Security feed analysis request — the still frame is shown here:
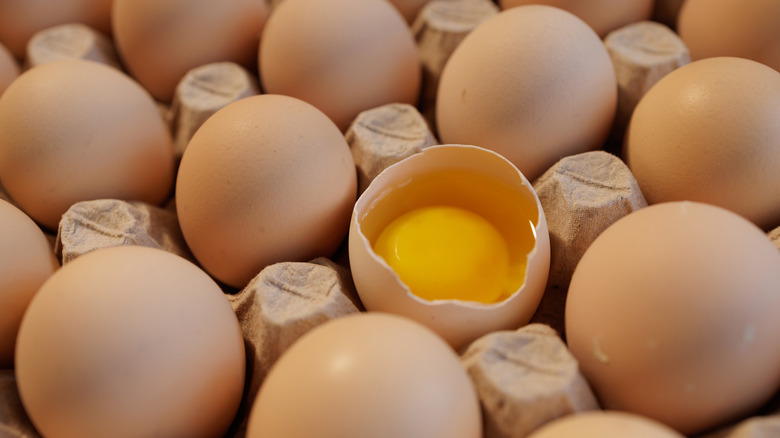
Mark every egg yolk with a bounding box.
[373,205,512,304]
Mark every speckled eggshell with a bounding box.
[0,199,58,368]
[499,0,654,37]
[565,202,780,435]
[527,411,684,438]
[176,94,357,289]
[0,0,112,58]
[15,245,245,438]
[259,0,421,131]
[0,59,174,231]
[624,57,780,230]
[678,0,780,71]
[246,313,482,438]
[113,0,268,102]
[0,42,19,97]
[436,5,617,183]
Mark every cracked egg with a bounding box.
[348,144,550,350]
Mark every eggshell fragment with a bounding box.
[349,144,550,350]
[678,0,780,72]
[15,245,245,438]
[112,0,268,102]
[246,313,482,438]
[345,103,437,194]
[227,259,361,436]
[176,94,357,289]
[0,59,175,231]
[0,0,112,59]
[0,199,58,368]
[25,23,120,69]
[436,5,617,182]
[527,411,684,438]
[461,323,599,438]
[566,202,780,435]
[499,0,654,37]
[624,57,780,230]
[530,151,646,335]
[259,0,421,130]
[55,199,192,265]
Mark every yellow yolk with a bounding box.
[373,205,512,304]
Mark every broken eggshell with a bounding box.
[348,144,550,350]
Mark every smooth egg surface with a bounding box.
[176,94,357,289]
[259,0,421,131]
[624,56,780,230]
[678,0,780,71]
[15,245,245,438]
[113,0,268,102]
[247,313,482,438]
[0,59,174,231]
[566,202,780,435]
[0,199,58,368]
[499,0,654,37]
[436,5,617,182]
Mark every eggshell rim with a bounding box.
[351,143,549,310]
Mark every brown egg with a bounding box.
[112,0,268,102]
[528,411,684,438]
[566,202,780,435]
[678,0,780,71]
[0,42,19,97]
[259,0,421,131]
[0,0,112,59]
[176,94,357,289]
[499,0,654,37]
[624,57,780,230]
[0,59,174,231]
[0,199,58,368]
[436,5,617,182]
[15,245,245,438]
[246,313,482,438]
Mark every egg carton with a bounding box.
[2,0,780,437]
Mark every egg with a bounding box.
[678,0,780,71]
[565,201,780,435]
[259,0,421,131]
[15,245,245,438]
[112,0,268,102]
[624,57,780,230]
[0,42,19,97]
[0,59,174,231]
[436,5,617,182]
[349,144,550,350]
[246,312,482,438]
[176,94,357,289]
[499,0,654,37]
[527,411,684,438]
[0,0,112,59]
[0,199,58,368]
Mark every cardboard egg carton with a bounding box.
[2,1,780,437]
